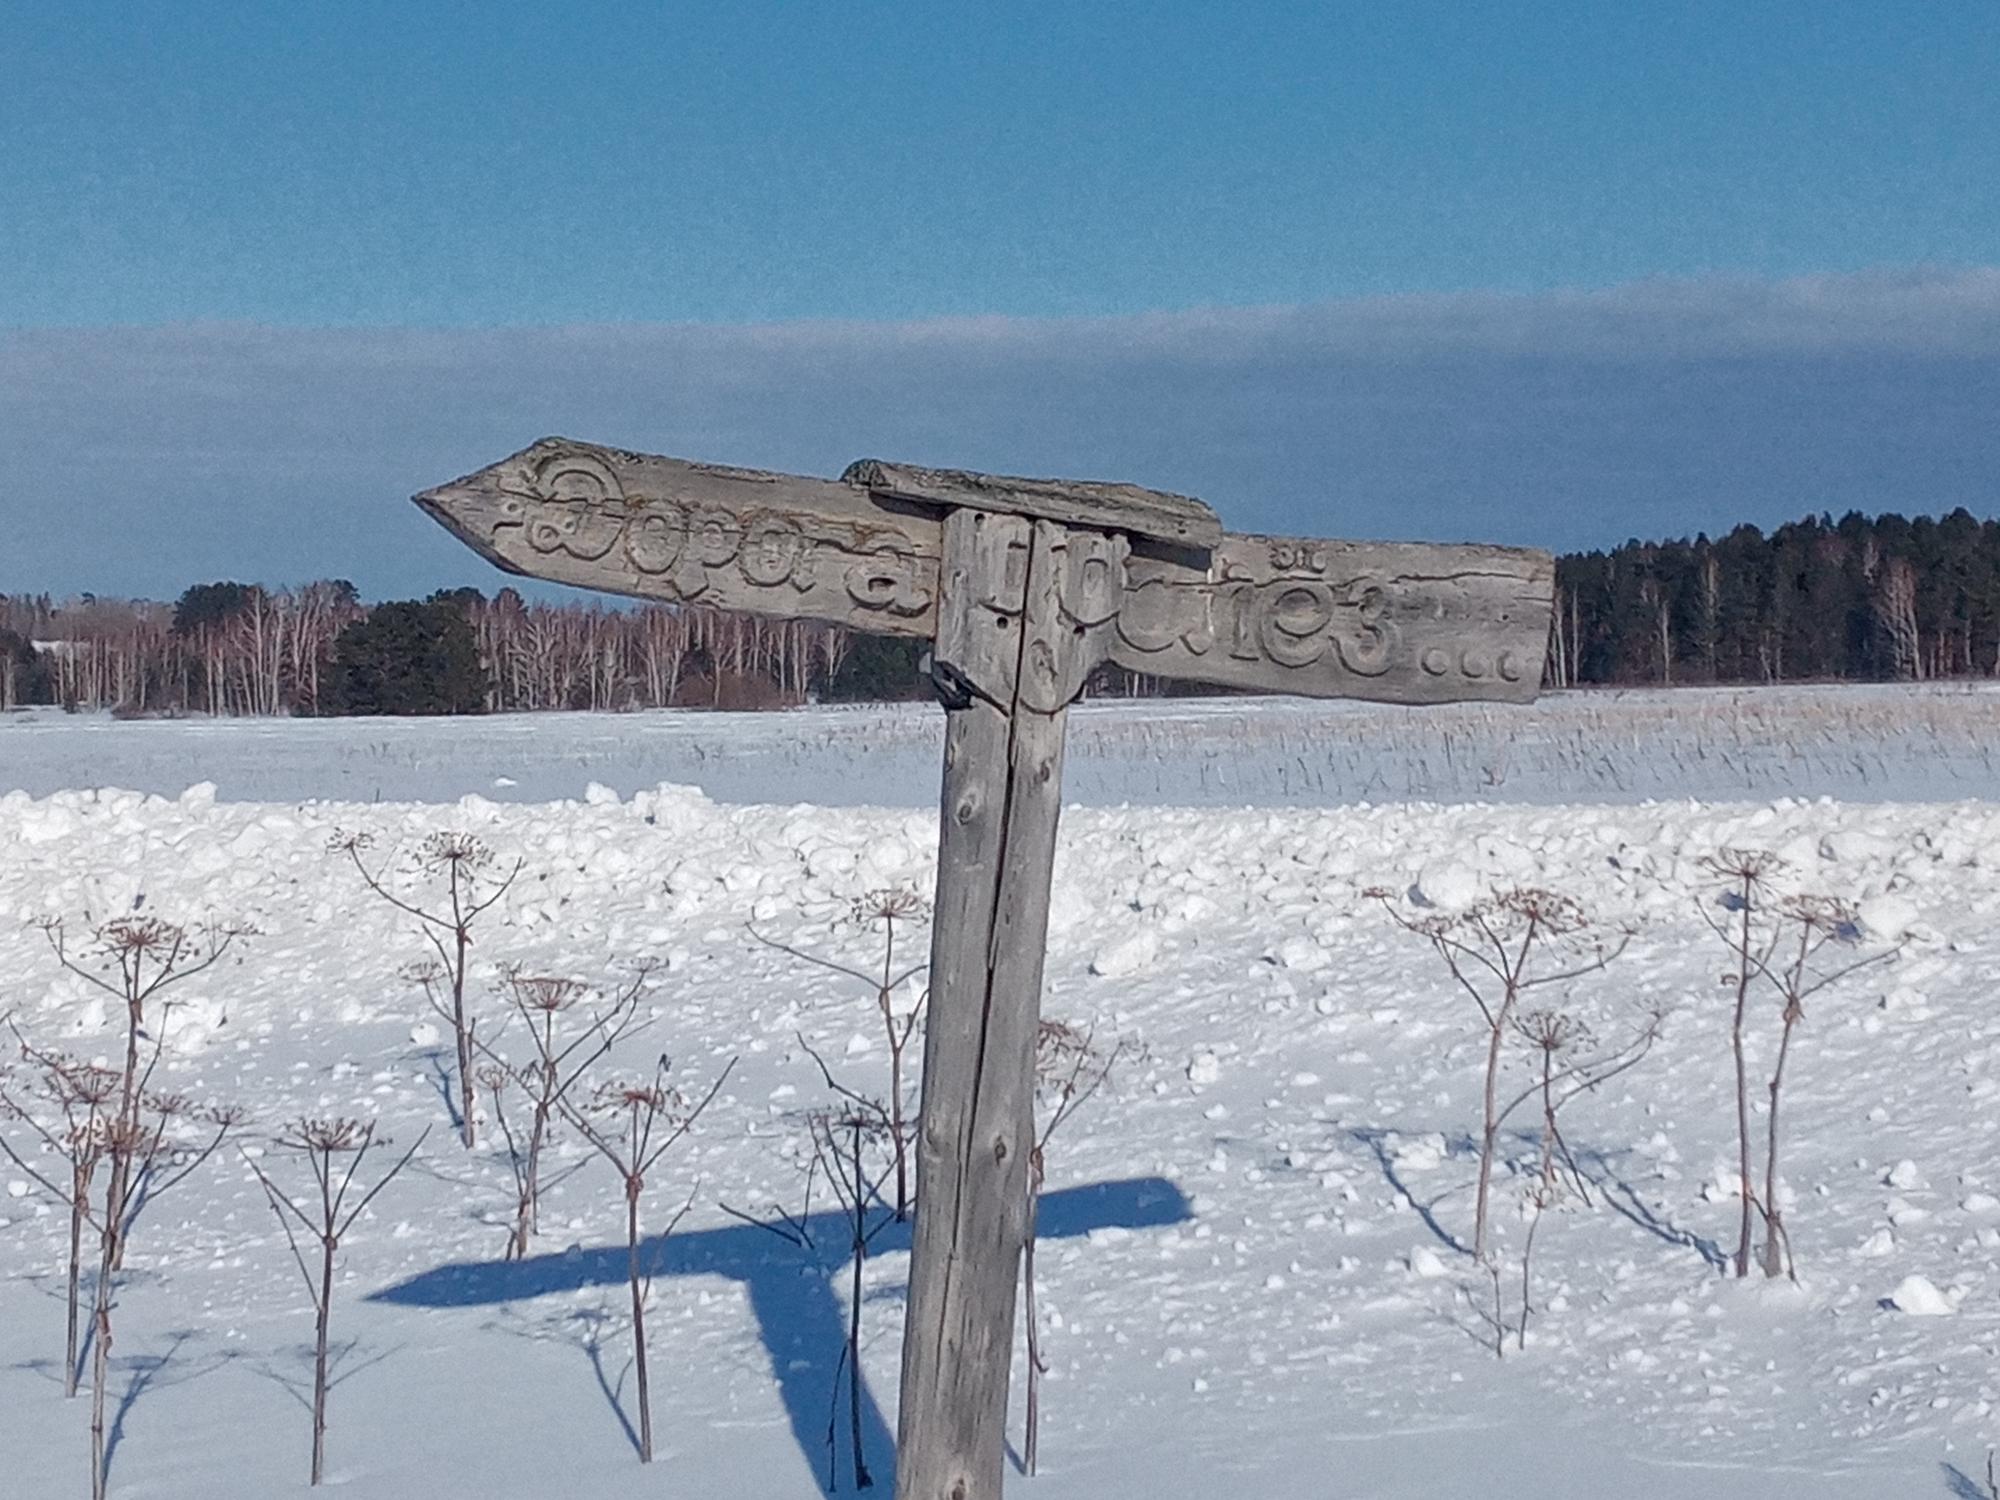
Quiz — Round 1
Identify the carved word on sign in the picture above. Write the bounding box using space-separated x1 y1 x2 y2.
470 443 941 631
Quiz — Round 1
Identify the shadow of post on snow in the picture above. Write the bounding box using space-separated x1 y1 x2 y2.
369 1175 1191 1494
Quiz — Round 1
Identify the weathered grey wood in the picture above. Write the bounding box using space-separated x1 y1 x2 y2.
415 437 942 637
414 438 1555 702
844 457 1223 550
1112 533 1554 704
897 512 1099 1500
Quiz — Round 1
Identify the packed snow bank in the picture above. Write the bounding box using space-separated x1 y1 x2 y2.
2 777 1999 1497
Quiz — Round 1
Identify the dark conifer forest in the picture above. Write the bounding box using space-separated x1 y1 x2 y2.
1549 509 2000 687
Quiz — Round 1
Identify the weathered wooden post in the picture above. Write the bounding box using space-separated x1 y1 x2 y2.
417 437 1554 1499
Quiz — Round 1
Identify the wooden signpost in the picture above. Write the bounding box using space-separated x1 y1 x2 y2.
417 437 1555 1500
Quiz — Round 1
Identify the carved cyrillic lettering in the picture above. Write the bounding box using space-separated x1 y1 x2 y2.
740 513 811 589
417 438 1552 698
624 507 687 575
845 534 935 617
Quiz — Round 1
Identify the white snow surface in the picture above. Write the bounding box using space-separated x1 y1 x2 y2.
4 693 2000 1496
10 680 2000 808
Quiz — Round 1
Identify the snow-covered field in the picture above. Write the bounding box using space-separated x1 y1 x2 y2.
10 681 2000 807
4 689 2000 1498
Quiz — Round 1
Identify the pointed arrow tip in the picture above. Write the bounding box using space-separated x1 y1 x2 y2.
410 480 461 525
409 475 504 558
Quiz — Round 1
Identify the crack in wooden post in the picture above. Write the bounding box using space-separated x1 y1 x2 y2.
896 513 1110 1500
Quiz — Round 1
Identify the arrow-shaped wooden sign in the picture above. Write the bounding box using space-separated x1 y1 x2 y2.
418 437 1552 707
417 437 1555 1500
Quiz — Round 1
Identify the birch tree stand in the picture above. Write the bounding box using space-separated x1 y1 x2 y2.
417 437 1556 1499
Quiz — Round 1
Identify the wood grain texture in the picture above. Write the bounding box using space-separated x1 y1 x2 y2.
415 437 942 637
897 512 1096 1500
1112 533 1554 704
843 457 1223 550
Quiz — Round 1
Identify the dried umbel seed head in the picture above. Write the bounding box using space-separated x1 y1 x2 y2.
327 829 376 855
1517 1008 1591 1054
63 1064 123 1108
850 887 931 928
508 975 586 1014
418 832 494 871
101 1117 152 1155
144 1091 191 1120
400 959 446 988
1034 1019 1096 1078
292 1118 373 1153
810 1103 894 1141
475 1062 512 1093
96 916 186 959
1779 893 1860 935
1701 847 1787 886
594 1081 676 1117
1487 888 1589 934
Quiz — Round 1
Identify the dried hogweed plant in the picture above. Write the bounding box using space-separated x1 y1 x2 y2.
750 885 930 1218
474 965 655 1259
558 1055 735 1465
1369 886 1631 1265
1487 1002 1662 1357
1698 854 1894 1280
331 829 522 1149
1022 1019 1140 1474
0 1042 120 1398
242 1117 427 1486
15 912 249 1500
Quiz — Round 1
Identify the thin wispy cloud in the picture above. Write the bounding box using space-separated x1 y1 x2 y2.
6 267 1996 599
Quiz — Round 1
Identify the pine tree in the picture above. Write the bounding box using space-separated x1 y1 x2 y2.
327 600 487 715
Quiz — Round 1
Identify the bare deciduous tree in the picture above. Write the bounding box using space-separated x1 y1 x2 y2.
243 1118 426 1485
559 1055 735 1464
333 830 522 1148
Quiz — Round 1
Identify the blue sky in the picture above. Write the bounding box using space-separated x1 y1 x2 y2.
3 3 1997 595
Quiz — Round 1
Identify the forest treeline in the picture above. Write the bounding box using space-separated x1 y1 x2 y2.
4 506 1998 715
0 581 943 715
1551 509 2000 687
